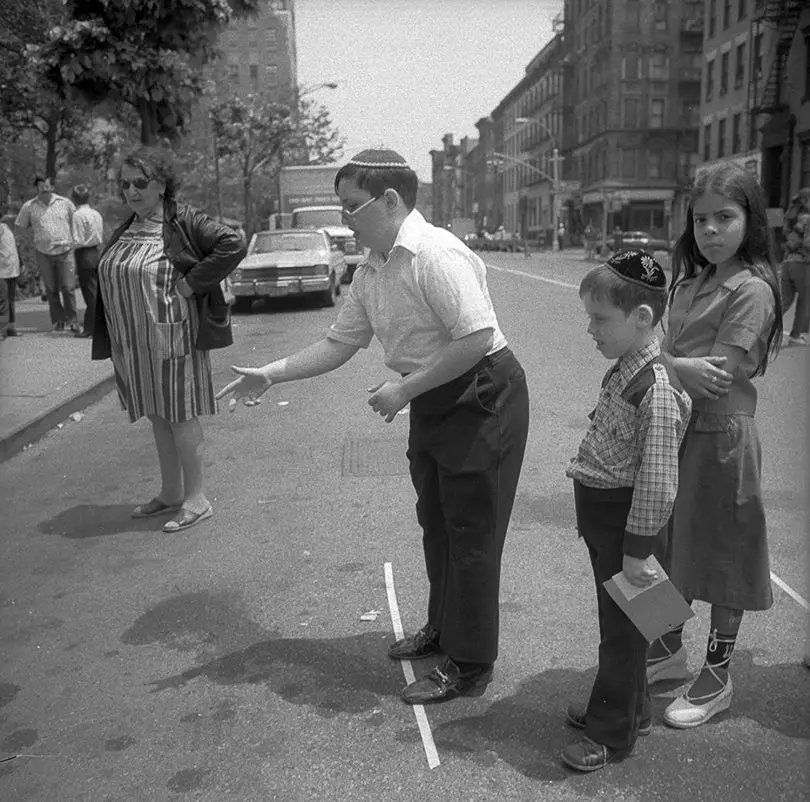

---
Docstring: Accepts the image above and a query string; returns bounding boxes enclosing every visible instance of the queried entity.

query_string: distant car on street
[230,229,346,312]
[611,230,671,254]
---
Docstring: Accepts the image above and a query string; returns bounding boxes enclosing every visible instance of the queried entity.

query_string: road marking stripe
[384,561,440,770]
[771,572,809,610]
[487,263,579,289]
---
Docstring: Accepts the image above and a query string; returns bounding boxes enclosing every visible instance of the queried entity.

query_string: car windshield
[251,233,323,254]
[293,210,343,227]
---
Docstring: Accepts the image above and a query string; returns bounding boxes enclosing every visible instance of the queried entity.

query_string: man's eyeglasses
[342,195,381,221]
[120,177,151,191]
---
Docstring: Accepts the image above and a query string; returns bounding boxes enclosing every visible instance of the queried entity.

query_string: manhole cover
[342,438,410,477]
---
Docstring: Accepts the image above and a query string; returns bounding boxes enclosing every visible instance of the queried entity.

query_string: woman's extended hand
[675,356,733,400]
[215,366,274,412]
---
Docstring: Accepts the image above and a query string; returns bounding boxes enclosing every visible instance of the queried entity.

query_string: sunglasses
[120,177,151,190]
[342,195,381,221]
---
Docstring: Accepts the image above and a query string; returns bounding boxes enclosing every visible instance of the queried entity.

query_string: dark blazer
[92,199,247,360]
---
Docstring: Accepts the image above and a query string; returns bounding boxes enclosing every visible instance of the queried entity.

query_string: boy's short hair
[334,149,418,210]
[580,250,668,325]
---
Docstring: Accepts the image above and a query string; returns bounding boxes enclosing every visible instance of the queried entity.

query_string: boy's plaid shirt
[567,340,692,546]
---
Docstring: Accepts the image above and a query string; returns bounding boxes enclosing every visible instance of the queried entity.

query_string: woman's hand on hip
[175,276,194,298]
[675,356,733,400]
[216,366,274,412]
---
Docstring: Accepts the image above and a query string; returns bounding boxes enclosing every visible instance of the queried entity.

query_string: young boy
[563,250,692,772]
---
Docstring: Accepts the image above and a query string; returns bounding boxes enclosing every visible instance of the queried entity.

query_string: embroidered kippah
[605,249,667,290]
[346,149,410,169]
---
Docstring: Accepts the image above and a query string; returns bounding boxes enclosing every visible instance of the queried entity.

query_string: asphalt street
[1,251,808,801]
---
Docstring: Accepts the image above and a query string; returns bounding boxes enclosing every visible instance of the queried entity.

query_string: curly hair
[117,146,179,203]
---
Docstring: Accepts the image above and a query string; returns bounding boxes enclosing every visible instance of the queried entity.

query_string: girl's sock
[686,628,737,701]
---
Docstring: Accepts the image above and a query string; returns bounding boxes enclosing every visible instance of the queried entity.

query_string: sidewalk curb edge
[0,374,116,464]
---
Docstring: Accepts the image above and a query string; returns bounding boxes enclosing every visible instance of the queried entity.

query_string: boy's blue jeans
[573,480,651,751]
[407,347,529,665]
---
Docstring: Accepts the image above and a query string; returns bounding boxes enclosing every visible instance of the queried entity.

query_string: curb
[0,374,116,464]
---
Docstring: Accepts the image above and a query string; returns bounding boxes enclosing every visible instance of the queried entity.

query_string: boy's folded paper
[603,556,695,643]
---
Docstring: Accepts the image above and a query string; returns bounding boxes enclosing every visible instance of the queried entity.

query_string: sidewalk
[0,296,115,463]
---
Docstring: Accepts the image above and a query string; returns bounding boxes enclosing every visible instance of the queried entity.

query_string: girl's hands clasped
[215,366,274,412]
[676,355,733,400]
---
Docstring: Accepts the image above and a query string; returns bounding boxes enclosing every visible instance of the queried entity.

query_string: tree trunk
[243,166,252,239]
[138,99,159,146]
[45,108,60,179]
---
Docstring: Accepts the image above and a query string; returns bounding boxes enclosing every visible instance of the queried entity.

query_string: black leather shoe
[388,624,440,660]
[566,704,652,736]
[562,737,633,772]
[401,657,492,705]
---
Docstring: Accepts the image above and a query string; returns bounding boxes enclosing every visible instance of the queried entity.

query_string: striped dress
[97,216,216,423]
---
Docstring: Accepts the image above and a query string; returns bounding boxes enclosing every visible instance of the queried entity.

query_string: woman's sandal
[162,506,213,533]
[131,498,182,518]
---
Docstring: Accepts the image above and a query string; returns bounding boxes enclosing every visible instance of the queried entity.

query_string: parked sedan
[614,230,671,254]
[230,229,346,312]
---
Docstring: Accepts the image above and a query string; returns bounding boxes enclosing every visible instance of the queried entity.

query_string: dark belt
[401,346,511,378]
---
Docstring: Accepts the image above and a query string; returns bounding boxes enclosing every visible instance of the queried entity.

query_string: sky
[294,0,563,182]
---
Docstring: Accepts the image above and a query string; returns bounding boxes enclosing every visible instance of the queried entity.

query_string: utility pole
[550,147,562,253]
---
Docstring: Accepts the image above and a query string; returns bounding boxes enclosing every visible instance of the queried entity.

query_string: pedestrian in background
[649,162,782,729]
[779,188,810,346]
[0,199,21,338]
[564,251,691,772]
[71,184,104,339]
[92,147,245,533]
[217,149,530,705]
[557,220,566,251]
[15,175,78,332]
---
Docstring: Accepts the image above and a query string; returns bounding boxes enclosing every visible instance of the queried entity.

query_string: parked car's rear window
[252,233,323,254]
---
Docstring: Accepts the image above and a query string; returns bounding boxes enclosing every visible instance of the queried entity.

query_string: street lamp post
[515,116,563,252]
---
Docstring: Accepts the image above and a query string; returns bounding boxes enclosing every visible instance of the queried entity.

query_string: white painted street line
[488,263,579,289]
[383,561,441,770]
[771,572,809,610]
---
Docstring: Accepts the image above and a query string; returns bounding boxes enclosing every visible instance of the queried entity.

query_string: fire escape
[750,0,802,117]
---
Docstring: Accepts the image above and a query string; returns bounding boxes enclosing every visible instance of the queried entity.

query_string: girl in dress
[646,162,782,728]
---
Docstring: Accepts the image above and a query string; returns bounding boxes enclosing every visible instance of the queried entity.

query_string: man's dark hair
[72,184,90,205]
[34,175,53,187]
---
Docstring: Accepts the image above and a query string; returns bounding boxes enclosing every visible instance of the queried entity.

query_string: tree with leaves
[31,0,260,146]
[210,93,344,236]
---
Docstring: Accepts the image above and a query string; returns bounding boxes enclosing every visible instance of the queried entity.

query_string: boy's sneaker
[647,644,690,683]
[566,704,652,736]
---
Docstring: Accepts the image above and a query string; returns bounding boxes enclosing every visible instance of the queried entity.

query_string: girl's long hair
[669,162,782,375]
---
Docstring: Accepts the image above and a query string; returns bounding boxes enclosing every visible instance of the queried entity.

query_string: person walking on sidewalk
[70,184,104,339]
[779,189,810,346]
[0,201,21,338]
[217,149,530,705]
[15,175,78,332]
[92,147,246,533]
[563,251,691,772]
[648,162,782,729]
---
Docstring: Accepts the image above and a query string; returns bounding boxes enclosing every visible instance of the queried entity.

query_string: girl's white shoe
[664,666,733,729]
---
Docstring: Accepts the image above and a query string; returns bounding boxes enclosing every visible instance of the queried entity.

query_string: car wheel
[320,275,337,307]
[232,297,252,314]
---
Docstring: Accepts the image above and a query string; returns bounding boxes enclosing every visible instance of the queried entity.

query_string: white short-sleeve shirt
[327,210,508,374]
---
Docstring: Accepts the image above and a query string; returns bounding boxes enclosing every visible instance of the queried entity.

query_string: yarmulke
[347,149,410,169]
[605,249,666,290]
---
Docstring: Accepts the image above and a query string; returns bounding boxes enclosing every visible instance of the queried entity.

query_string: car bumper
[232,277,331,297]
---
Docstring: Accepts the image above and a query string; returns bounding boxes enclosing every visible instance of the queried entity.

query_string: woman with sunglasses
[92,147,246,532]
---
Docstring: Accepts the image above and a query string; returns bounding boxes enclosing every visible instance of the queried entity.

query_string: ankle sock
[686,628,736,701]
[705,627,737,670]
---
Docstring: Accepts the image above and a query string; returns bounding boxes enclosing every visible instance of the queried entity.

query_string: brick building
[563,0,702,244]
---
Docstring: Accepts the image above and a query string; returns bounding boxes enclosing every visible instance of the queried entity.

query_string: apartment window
[800,139,810,189]
[735,42,747,89]
[650,52,669,80]
[682,99,699,127]
[753,32,763,80]
[718,118,727,158]
[266,65,278,85]
[709,0,717,38]
[624,53,640,80]
[621,147,637,178]
[723,0,732,29]
[267,28,278,46]
[706,58,715,101]
[624,98,640,128]
[650,99,666,128]
[720,51,729,95]
[704,123,713,161]
[654,1,668,31]
[228,63,240,84]
[627,0,641,32]
[738,0,747,20]
[732,113,742,153]
[647,151,663,179]
[249,64,259,91]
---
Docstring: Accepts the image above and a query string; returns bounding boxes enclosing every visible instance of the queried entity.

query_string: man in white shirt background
[15,176,78,332]
[71,184,104,338]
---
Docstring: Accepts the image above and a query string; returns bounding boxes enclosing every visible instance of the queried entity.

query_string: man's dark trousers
[407,347,529,665]
[74,245,100,334]
[573,480,650,751]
